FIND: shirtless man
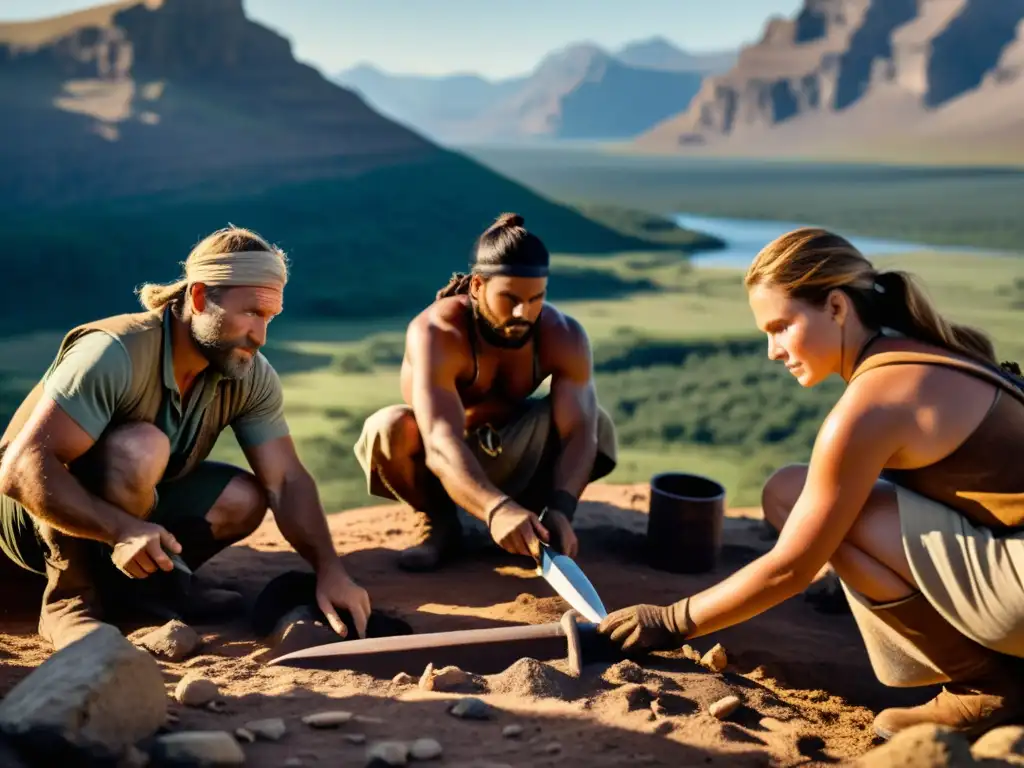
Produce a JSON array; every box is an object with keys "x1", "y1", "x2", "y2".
[
  {"x1": 0, "y1": 226, "x2": 371, "y2": 650},
  {"x1": 354, "y1": 213, "x2": 618, "y2": 571}
]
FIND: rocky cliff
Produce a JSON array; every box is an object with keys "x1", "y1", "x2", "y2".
[
  {"x1": 636, "y1": 0, "x2": 1024, "y2": 164},
  {"x1": 0, "y1": 0, "x2": 433, "y2": 206}
]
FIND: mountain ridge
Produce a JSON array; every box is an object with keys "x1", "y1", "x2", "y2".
[
  {"x1": 335, "y1": 37, "x2": 730, "y2": 144},
  {"x1": 633, "y1": 0, "x2": 1024, "y2": 165}
]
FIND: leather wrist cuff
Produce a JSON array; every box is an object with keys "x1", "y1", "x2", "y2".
[{"x1": 545, "y1": 489, "x2": 579, "y2": 522}]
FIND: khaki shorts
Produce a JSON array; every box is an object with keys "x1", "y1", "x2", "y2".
[
  {"x1": 353, "y1": 396, "x2": 618, "y2": 506},
  {"x1": 0, "y1": 461, "x2": 244, "y2": 575},
  {"x1": 842, "y1": 484, "x2": 1024, "y2": 686}
]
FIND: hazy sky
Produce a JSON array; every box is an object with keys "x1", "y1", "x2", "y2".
[{"x1": 0, "y1": 0, "x2": 803, "y2": 78}]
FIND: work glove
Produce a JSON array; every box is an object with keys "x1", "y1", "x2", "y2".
[{"x1": 597, "y1": 598, "x2": 693, "y2": 653}]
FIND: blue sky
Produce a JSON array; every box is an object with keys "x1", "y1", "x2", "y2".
[{"x1": 0, "y1": 0, "x2": 803, "y2": 78}]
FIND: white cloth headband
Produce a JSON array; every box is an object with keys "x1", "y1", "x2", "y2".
[{"x1": 186, "y1": 251, "x2": 287, "y2": 288}]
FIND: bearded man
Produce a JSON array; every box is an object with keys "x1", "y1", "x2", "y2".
[
  {"x1": 0, "y1": 225, "x2": 371, "y2": 650},
  {"x1": 354, "y1": 212, "x2": 618, "y2": 571}
]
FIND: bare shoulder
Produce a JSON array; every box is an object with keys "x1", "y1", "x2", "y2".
[
  {"x1": 539, "y1": 305, "x2": 592, "y2": 376},
  {"x1": 540, "y1": 305, "x2": 589, "y2": 351},
  {"x1": 405, "y1": 296, "x2": 472, "y2": 367},
  {"x1": 850, "y1": 338, "x2": 1000, "y2": 410}
]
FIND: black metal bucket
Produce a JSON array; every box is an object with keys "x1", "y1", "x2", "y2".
[{"x1": 646, "y1": 472, "x2": 726, "y2": 574}]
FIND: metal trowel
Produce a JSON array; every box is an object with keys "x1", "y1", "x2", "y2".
[{"x1": 535, "y1": 542, "x2": 608, "y2": 624}]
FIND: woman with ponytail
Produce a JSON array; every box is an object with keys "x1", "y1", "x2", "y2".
[{"x1": 597, "y1": 227, "x2": 1024, "y2": 742}]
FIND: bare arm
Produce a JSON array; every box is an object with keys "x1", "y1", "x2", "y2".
[
  {"x1": 548, "y1": 319, "x2": 599, "y2": 508},
  {"x1": 683, "y1": 393, "x2": 907, "y2": 638},
  {"x1": 408, "y1": 321, "x2": 507, "y2": 523},
  {"x1": 244, "y1": 434, "x2": 371, "y2": 637},
  {"x1": 0, "y1": 398, "x2": 139, "y2": 546},
  {"x1": 242, "y1": 434, "x2": 342, "y2": 574}
]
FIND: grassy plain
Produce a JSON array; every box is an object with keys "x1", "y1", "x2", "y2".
[
  {"x1": 2, "y1": 247, "x2": 1013, "y2": 515},
  {"x1": 2, "y1": 156, "x2": 1022, "y2": 515}
]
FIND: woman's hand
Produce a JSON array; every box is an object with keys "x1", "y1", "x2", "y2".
[{"x1": 597, "y1": 598, "x2": 693, "y2": 653}]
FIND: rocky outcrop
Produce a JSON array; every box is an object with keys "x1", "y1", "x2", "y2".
[
  {"x1": 0, "y1": 0, "x2": 432, "y2": 206},
  {"x1": 614, "y1": 37, "x2": 736, "y2": 74},
  {"x1": 637, "y1": 0, "x2": 1024, "y2": 163}
]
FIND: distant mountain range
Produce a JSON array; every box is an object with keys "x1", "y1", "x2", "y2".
[
  {"x1": 635, "y1": 0, "x2": 1024, "y2": 165},
  {"x1": 335, "y1": 37, "x2": 737, "y2": 145}
]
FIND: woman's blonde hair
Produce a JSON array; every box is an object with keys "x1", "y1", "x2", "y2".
[
  {"x1": 136, "y1": 225, "x2": 287, "y2": 311},
  {"x1": 744, "y1": 227, "x2": 997, "y2": 364}
]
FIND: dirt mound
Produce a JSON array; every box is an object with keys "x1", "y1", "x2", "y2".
[{"x1": 486, "y1": 657, "x2": 575, "y2": 700}]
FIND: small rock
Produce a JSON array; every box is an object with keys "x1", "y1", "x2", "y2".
[
  {"x1": 151, "y1": 731, "x2": 245, "y2": 766},
  {"x1": 700, "y1": 644, "x2": 728, "y2": 673},
  {"x1": 283, "y1": 759, "x2": 303, "y2": 768},
  {"x1": 271, "y1": 606, "x2": 338, "y2": 655},
  {"x1": 355, "y1": 715, "x2": 385, "y2": 725},
  {"x1": 502, "y1": 724, "x2": 524, "y2": 739},
  {"x1": 681, "y1": 645, "x2": 702, "y2": 663},
  {"x1": 343, "y1": 733, "x2": 367, "y2": 745},
  {"x1": 972, "y1": 725, "x2": 1024, "y2": 763},
  {"x1": 0, "y1": 624, "x2": 167, "y2": 761},
  {"x1": 410, "y1": 737, "x2": 442, "y2": 760},
  {"x1": 366, "y1": 740, "x2": 408, "y2": 766},
  {"x1": 302, "y1": 710, "x2": 353, "y2": 728},
  {"x1": 418, "y1": 662, "x2": 435, "y2": 691},
  {"x1": 174, "y1": 674, "x2": 219, "y2": 707},
  {"x1": 430, "y1": 666, "x2": 474, "y2": 691},
  {"x1": 206, "y1": 700, "x2": 227, "y2": 713},
  {"x1": 392, "y1": 672, "x2": 415, "y2": 686},
  {"x1": 234, "y1": 727, "x2": 256, "y2": 744},
  {"x1": 709, "y1": 695, "x2": 741, "y2": 720},
  {"x1": 245, "y1": 717, "x2": 287, "y2": 741},
  {"x1": 136, "y1": 619, "x2": 201, "y2": 661},
  {"x1": 448, "y1": 697, "x2": 493, "y2": 720},
  {"x1": 543, "y1": 742, "x2": 562, "y2": 754}
]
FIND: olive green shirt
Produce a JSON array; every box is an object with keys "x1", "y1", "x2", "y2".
[{"x1": 42, "y1": 308, "x2": 289, "y2": 471}]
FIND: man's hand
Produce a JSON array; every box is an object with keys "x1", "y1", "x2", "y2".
[
  {"x1": 315, "y1": 563, "x2": 372, "y2": 639},
  {"x1": 597, "y1": 598, "x2": 693, "y2": 653},
  {"x1": 111, "y1": 519, "x2": 182, "y2": 579},
  {"x1": 541, "y1": 509, "x2": 578, "y2": 558},
  {"x1": 489, "y1": 501, "x2": 549, "y2": 559}
]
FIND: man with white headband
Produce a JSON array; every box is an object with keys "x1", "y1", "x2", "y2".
[
  {"x1": 354, "y1": 213, "x2": 618, "y2": 571},
  {"x1": 0, "y1": 225, "x2": 371, "y2": 651}
]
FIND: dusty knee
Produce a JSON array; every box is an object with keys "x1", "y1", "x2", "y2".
[
  {"x1": 207, "y1": 473, "x2": 268, "y2": 540},
  {"x1": 762, "y1": 463, "x2": 807, "y2": 531},
  {"x1": 96, "y1": 422, "x2": 170, "y2": 494}
]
